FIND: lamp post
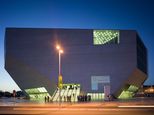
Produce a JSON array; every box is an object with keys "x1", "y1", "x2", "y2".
[{"x1": 56, "y1": 45, "x2": 63, "y2": 105}]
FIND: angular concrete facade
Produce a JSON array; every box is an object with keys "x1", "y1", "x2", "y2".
[{"x1": 4, "y1": 28, "x2": 148, "y2": 99}]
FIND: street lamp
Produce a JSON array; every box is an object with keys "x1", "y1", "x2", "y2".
[{"x1": 56, "y1": 45, "x2": 63, "y2": 105}]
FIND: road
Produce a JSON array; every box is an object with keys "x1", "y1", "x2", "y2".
[
  {"x1": 0, "y1": 106, "x2": 154, "y2": 115},
  {"x1": 1, "y1": 98, "x2": 154, "y2": 115}
]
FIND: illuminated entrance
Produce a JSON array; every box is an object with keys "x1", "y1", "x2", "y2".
[
  {"x1": 90, "y1": 76, "x2": 110, "y2": 101},
  {"x1": 87, "y1": 93, "x2": 104, "y2": 101},
  {"x1": 51, "y1": 84, "x2": 80, "y2": 102},
  {"x1": 25, "y1": 87, "x2": 51, "y2": 100}
]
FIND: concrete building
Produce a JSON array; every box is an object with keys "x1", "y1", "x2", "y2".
[{"x1": 5, "y1": 28, "x2": 148, "y2": 101}]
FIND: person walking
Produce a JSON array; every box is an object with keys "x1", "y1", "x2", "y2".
[{"x1": 47, "y1": 96, "x2": 50, "y2": 102}]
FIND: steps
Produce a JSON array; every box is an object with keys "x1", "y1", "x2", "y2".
[{"x1": 52, "y1": 84, "x2": 80, "y2": 102}]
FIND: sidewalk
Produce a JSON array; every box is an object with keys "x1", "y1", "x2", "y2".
[{"x1": 0, "y1": 97, "x2": 154, "y2": 108}]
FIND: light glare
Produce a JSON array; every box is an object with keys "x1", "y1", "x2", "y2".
[
  {"x1": 56, "y1": 45, "x2": 60, "y2": 50},
  {"x1": 60, "y1": 50, "x2": 63, "y2": 53}
]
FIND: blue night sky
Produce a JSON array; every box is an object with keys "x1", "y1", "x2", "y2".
[{"x1": 0, "y1": 0, "x2": 154, "y2": 92}]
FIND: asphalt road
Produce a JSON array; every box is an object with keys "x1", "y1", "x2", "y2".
[
  {"x1": 1, "y1": 97, "x2": 154, "y2": 115},
  {"x1": 0, "y1": 106, "x2": 154, "y2": 115}
]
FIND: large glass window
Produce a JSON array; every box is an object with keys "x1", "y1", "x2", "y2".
[
  {"x1": 91, "y1": 76, "x2": 110, "y2": 90},
  {"x1": 93, "y1": 30, "x2": 120, "y2": 45},
  {"x1": 25, "y1": 87, "x2": 47, "y2": 94},
  {"x1": 25, "y1": 87, "x2": 50, "y2": 100},
  {"x1": 87, "y1": 93, "x2": 104, "y2": 101},
  {"x1": 118, "y1": 85, "x2": 139, "y2": 99}
]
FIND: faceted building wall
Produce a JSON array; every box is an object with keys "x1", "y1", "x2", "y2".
[{"x1": 5, "y1": 28, "x2": 148, "y2": 98}]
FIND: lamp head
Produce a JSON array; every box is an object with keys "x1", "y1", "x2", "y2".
[
  {"x1": 60, "y1": 50, "x2": 63, "y2": 53},
  {"x1": 56, "y1": 45, "x2": 60, "y2": 50}
]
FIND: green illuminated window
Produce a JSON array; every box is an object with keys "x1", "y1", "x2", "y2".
[
  {"x1": 127, "y1": 85, "x2": 138, "y2": 92},
  {"x1": 93, "y1": 30, "x2": 120, "y2": 45},
  {"x1": 25, "y1": 87, "x2": 47, "y2": 94},
  {"x1": 25, "y1": 87, "x2": 50, "y2": 100},
  {"x1": 118, "y1": 85, "x2": 139, "y2": 99},
  {"x1": 118, "y1": 90, "x2": 133, "y2": 99}
]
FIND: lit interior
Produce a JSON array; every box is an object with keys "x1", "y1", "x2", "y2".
[
  {"x1": 52, "y1": 84, "x2": 80, "y2": 102},
  {"x1": 87, "y1": 93, "x2": 104, "y2": 101},
  {"x1": 144, "y1": 86, "x2": 154, "y2": 93},
  {"x1": 25, "y1": 87, "x2": 50, "y2": 100},
  {"x1": 93, "y1": 30, "x2": 120, "y2": 45},
  {"x1": 118, "y1": 85, "x2": 139, "y2": 99}
]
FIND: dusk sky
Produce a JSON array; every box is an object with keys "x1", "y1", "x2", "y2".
[{"x1": 0, "y1": 0, "x2": 154, "y2": 92}]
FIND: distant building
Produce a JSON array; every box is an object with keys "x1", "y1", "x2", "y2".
[
  {"x1": 135, "y1": 85, "x2": 154, "y2": 97},
  {"x1": 143, "y1": 85, "x2": 154, "y2": 93},
  {"x1": 5, "y1": 28, "x2": 148, "y2": 101}
]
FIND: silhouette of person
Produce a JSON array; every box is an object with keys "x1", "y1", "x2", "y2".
[
  {"x1": 45, "y1": 96, "x2": 47, "y2": 103},
  {"x1": 45, "y1": 96, "x2": 49, "y2": 102}
]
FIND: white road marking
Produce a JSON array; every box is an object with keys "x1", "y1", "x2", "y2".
[{"x1": 118, "y1": 105, "x2": 154, "y2": 108}]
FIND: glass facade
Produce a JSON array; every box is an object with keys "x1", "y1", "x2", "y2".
[
  {"x1": 91, "y1": 76, "x2": 110, "y2": 90},
  {"x1": 52, "y1": 84, "x2": 80, "y2": 102},
  {"x1": 25, "y1": 87, "x2": 50, "y2": 99},
  {"x1": 87, "y1": 93, "x2": 104, "y2": 101},
  {"x1": 93, "y1": 30, "x2": 120, "y2": 45},
  {"x1": 118, "y1": 85, "x2": 139, "y2": 99},
  {"x1": 25, "y1": 87, "x2": 48, "y2": 93}
]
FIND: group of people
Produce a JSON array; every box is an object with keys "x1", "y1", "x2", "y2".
[
  {"x1": 107, "y1": 94, "x2": 113, "y2": 101},
  {"x1": 77, "y1": 95, "x2": 91, "y2": 102},
  {"x1": 44, "y1": 96, "x2": 50, "y2": 103},
  {"x1": 63, "y1": 95, "x2": 72, "y2": 102},
  {"x1": 62, "y1": 85, "x2": 79, "y2": 90},
  {"x1": 61, "y1": 93, "x2": 75, "y2": 102}
]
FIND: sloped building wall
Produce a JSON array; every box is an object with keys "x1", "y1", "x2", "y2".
[{"x1": 5, "y1": 28, "x2": 148, "y2": 98}]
